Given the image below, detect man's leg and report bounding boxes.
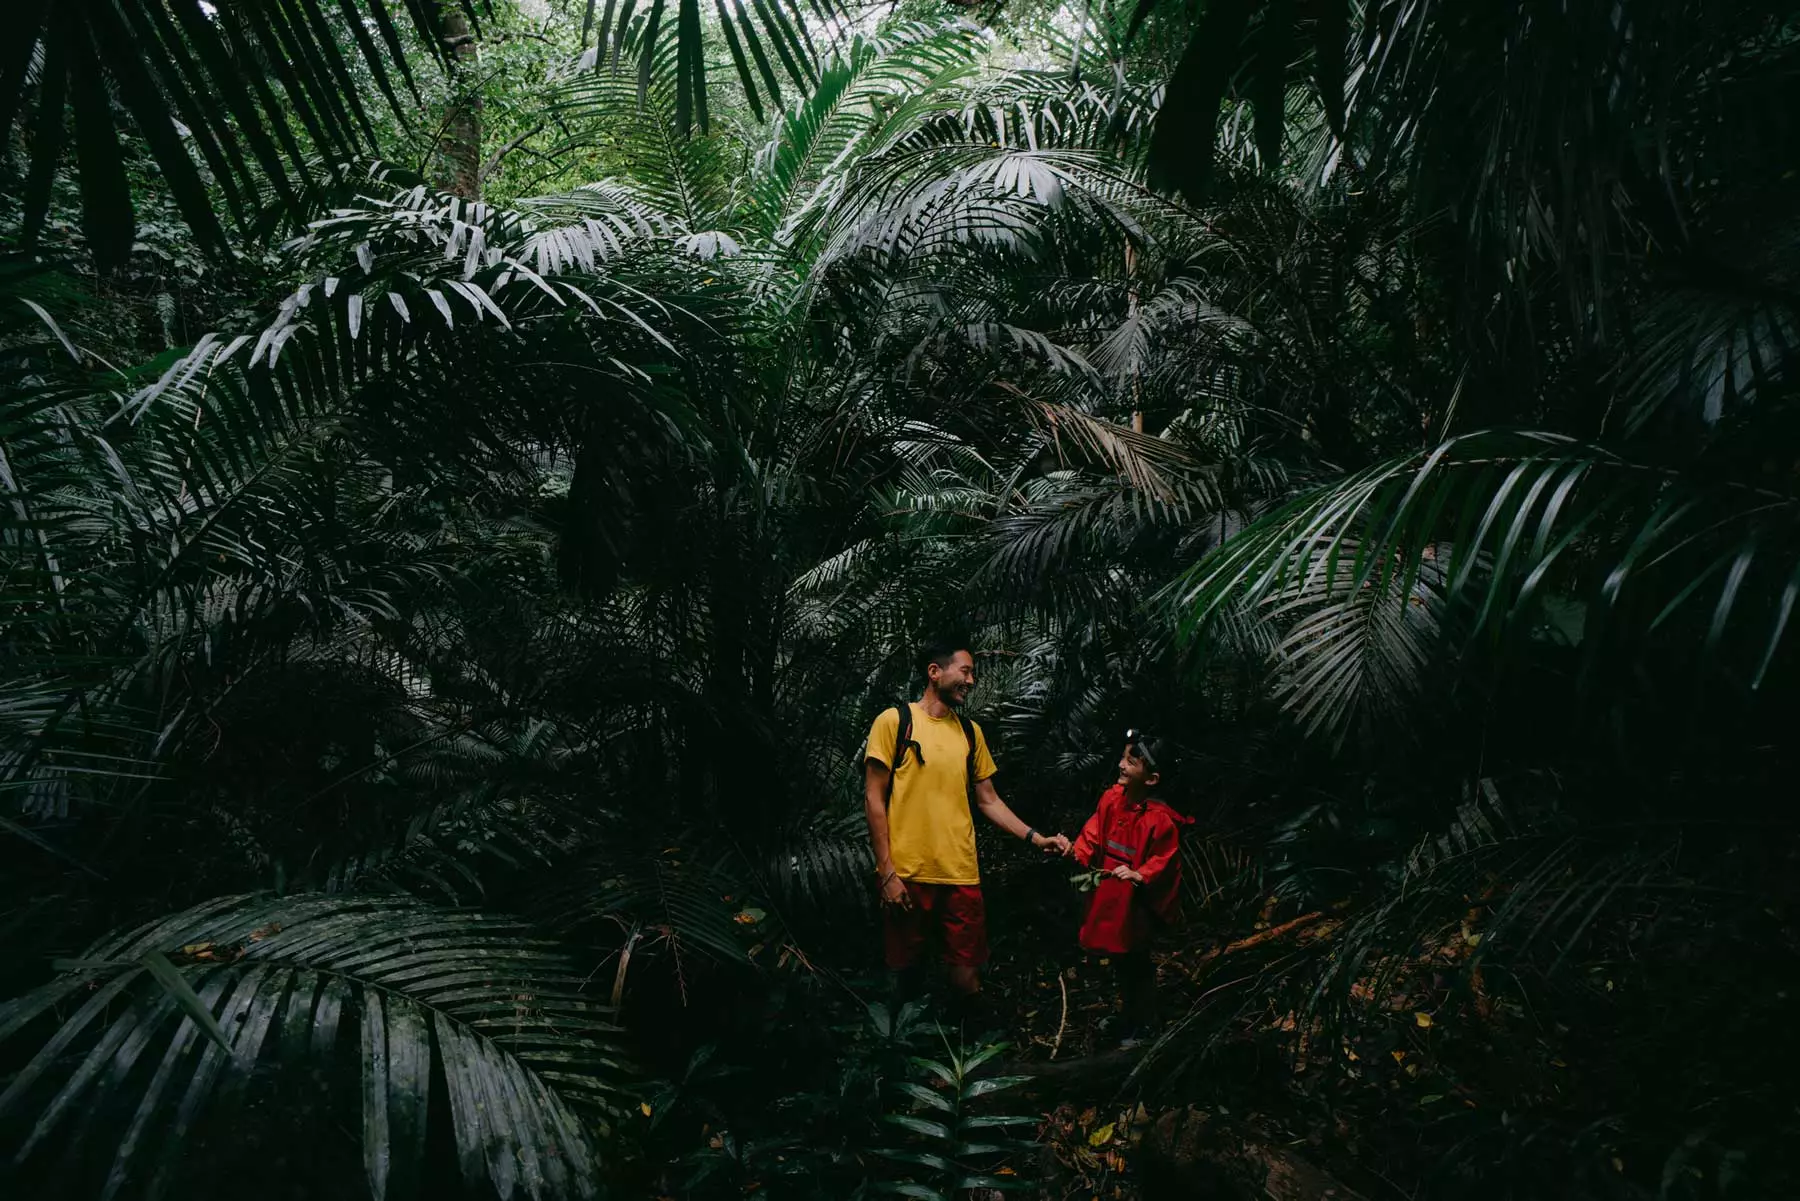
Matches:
[893,964,928,1003]
[883,882,929,1012]
[946,966,991,1036]
[941,887,993,1035]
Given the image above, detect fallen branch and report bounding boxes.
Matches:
[1050,972,1069,1061]
[1165,912,1329,988]
[1140,1107,1369,1201]
[480,123,548,187]
[1011,1045,1145,1096]
[610,926,641,1010]
[1198,911,1326,964]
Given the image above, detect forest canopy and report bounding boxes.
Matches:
[3,2,1798,1199]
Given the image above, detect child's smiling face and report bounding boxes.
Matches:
[1117,745,1159,790]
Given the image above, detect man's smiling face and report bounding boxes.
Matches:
[930,650,976,708]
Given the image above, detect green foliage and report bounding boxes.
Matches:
[2,0,850,260]
[870,1040,1038,1199]
[4,2,1800,1198]
[1,895,626,1201]
[4,0,443,262]
[1170,429,1800,742]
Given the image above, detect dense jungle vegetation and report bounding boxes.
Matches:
[4,1,1799,1198]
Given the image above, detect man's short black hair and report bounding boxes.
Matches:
[918,635,972,680]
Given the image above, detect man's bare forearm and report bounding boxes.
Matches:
[975,779,1069,853]
[976,796,1033,840]
[864,763,896,876]
[973,779,1032,840]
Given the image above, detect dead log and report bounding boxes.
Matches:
[1136,1106,1366,1201]
[1009,1045,1144,1102]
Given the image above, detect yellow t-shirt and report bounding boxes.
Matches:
[865,703,999,886]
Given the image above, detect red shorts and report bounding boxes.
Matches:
[883,882,989,969]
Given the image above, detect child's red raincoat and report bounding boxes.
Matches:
[1073,785,1192,954]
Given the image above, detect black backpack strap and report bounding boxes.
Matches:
[885,704,921,804]
[895,704,919,766]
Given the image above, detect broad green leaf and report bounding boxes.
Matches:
[872,1148,955,1171]
[884,1112,954,1141]
[893,1081,956,1112]
[960,1114,1040,1130]
[961,1074,1030,1100]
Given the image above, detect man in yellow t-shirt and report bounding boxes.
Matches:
[863,637,1070,1006]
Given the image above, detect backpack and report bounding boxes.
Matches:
[878,703,981,807]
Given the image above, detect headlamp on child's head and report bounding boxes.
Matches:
[1124,728,1156,769]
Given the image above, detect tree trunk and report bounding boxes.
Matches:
[1126,241,1144,433]
[436,4,481,199]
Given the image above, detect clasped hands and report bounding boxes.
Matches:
[1029,832,1141,881]
[877,830,1133,909]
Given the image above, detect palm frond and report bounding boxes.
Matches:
[534,834,756,1005]
[2,0,460,263]
[0,893,627,1200]
[586,0,848,136]
[1029,398,1202,502]
[1169,429,1800,703]
[1261,542,1446,745]
[869,1039,1036,1199]
[752,23,990,251]
[548,61,744,231]
[1614,208,1800,434]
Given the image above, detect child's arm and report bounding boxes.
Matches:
[1071,785,1121,866]
[1130,814,1183,889]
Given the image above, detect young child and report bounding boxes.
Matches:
[1071,729,1191,1048]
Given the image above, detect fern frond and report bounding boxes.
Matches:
[0,895,629,1200]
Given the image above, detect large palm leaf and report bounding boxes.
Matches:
[582,0,850,135]
[1129,0,1348,199]
[1169,429,1800,742]
[0,893,628,1200]
[1260,542,1445,745]
[3,0,847,268]
[747,22,988,251]
[3,0,469,266]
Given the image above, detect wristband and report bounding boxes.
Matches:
[1024,827,1038,845]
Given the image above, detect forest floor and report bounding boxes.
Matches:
[968,895,1394,1201]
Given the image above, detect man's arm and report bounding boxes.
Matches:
[973,777,1071,854]
[864,760,911,907]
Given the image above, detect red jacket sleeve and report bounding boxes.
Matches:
[1073,786,1121,867]
[1136,812,1181,885]
[1137,808,1185,920]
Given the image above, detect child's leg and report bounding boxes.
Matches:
[1117,951,1159,1037]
